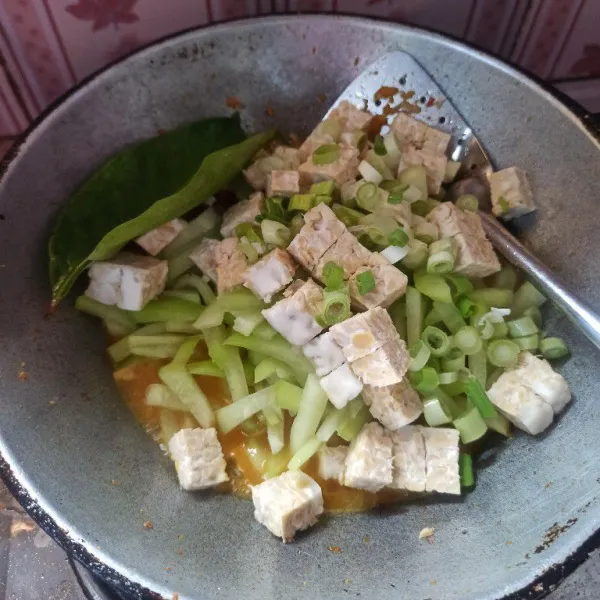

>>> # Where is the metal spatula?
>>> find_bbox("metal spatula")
[325,51,600,352]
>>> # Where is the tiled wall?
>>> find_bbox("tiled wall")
[1,0,599,136]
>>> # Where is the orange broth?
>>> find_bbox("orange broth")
[113,345,405,512]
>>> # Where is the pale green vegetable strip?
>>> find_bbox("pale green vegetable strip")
[265,452,291,479]
[193,302,225,329]
[337,405,371,442]
[264,404,285,454]
[253,321,278,340]
[172,335,202,365]
[347,396,366,418]
[485,412,512,437]
[129,334,189,348]
[159,409,179,444]
[108,323,169,363]
[255,358,294,383]
[289,374,329,453]
[162,289,201,303]
[288,437,323,470]
[161,208,220,259]
[165,321,200,334]
[275,380,303,414]
[174,273,216,304]
[132,298,204,323]
[406,286,424,348]
[131,344,182,359]
[224,333,312,384]
[146,383,190,411]
[75,295,136,332]
[215,386,276,433]
[187,361,225,378]
[233,310,265,336]
[167,252,195,283]
[316,406,349,442]
[104,318,134,338]
[216,289,265,312]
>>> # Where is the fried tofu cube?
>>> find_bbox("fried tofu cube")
[389,426,426,492]
[298,144,360,186]
[135,219,186,256]
[363,380,422,431]
[391,112,451,154]
[252,471,323,543]
[215,238,248,293]
[243,248,296,302]
[330,307,397,362]
[349,260,409,309]
[267,170,300,198]
[220,192,264,238]
[261,278,324,345]
[189,238,220,282]
[313,231,372,281]
[341,422,393,492]
[319,363,363,409]
[489,167,535,219]
[509,351,571,414]
[422,427,460,495]
[329,100,373,131]
[287,204,347,271]
[349,337,410,387]
[302,331,346,376]
[453,233,501,279]
[168,428,228,491]
[427,202,486,239]
[318,445,348,482]
[85,252,168,311]
[487,372,554,435]
[399,142,448,195]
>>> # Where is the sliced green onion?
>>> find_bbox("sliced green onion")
[469,288,514,308]
[356,270,376,295]
[507,316,539,338]
[398,165,427,201]
[442,347,465,372]
[314,194,333,207]
[446,274,475,297]
[289,374,329,453]
[381,244,410,264]
[457,296,477,319]
[425,307,442,327]
[288,194,315,212]
[414,270,453,304]
[540,337,569,360]
[410,199,431,216]
[289,213,304,236]
[444,160,461,183]
[453,406,487,444]
[455,194,479,212]
[187,361,225,378]
[322,288,351,324]
[332,204,364,227]
[438,371,459,385]
[387,191,406,205]
[402,239,429,270]
[413,220,439,245]
[523,305,543,329]
[215,385,276,434]
[322,261,345,290]
[374,134,387,155]
[406,286,424,348]
[464,376,498,419]
[234,222,262,243]
[409,340,431,372]
[261,219,292,247]
[356,182,380,212]
[427,237,456,274]
[421,326,451,357]
[310,180,336,196]
[423,397,452,426]
[493,265,517,291]
[485,412,512,437]
[358,160,384,184]
[388,227,409,247]
[468,349,487,388]
[315,118,341,140]
[433,301,467,334]
[409,367,439,393]
[265,196,286,219]
[460,454,475,488]
[487,339,520,368]
[454,326,482,355]
[403,185,424,204]
[511,281,547,317]
[387,301,406,341]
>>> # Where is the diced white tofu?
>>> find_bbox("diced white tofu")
[389,426,426,492]
[313,231,372,281]
[220,192,264,238]
[214,238,248,293]
[298,144,360,186]
[85,252,168,312]
[330,307,397,362]
[363,380,422,431]
[487,372,554,435]
[243,248,296,302]
[390,112,451,154]
[399,142,448,195]
[329,100,373,132]
[168,428,228,491]
[489,167,535,219]
[317,445,348,481]
[273,145,301,170]
[349,260,409,309]
[508,351,571,414]
[262,279,324,345]
[252,471,323,543]
[319,363,363,409]
[302,331,346,376]
[349,337,410,387]
[287,204,347,271]
[341,422,393,492]
[266,170,300,197]
[427,202,486,240]
[421,427,460,495]
[189,238,219,282]
[135,219,186,256]
[453,233,501,279]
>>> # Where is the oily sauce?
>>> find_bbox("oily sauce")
[113,347,404,512]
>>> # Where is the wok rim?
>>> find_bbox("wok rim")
[1,13,599,600]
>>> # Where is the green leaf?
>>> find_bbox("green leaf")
[49,115,275,305]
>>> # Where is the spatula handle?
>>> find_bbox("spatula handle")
[479,211,600,352]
